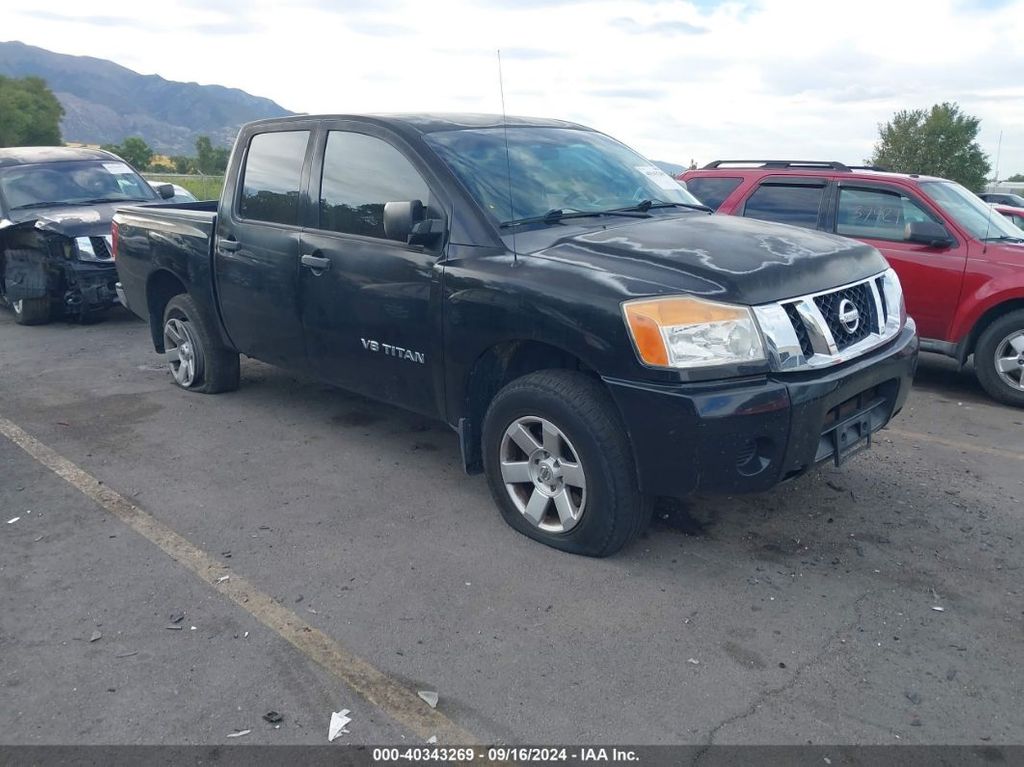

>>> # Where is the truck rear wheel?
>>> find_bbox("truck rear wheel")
[481,370,647,557]
[162,294,240,394]
[12,297,51,326]
[974,309,1024,407]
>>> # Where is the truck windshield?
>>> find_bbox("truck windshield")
[0,160,156,211]
[921,180,1024,241]
[425,127,701,226]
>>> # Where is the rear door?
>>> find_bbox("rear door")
[215,125,315,367]
[829,181,966,340]
[298,123,448,417]
[738,176,831,230]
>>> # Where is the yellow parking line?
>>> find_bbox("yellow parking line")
[0,414,476,745]
[887,428,1023,462]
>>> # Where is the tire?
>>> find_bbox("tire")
[482,370,647,557]
[974,309,1024,407]
[162,294,240,394]
[12,297,51,326]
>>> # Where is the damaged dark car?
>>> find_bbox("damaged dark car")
[0,146,171,325]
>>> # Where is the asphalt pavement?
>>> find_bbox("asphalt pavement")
[1,306,1021,746]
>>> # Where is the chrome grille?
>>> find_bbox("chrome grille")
[752,269,906,372]
[812,283,877,351]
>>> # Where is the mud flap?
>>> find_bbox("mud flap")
[4,250,49,301]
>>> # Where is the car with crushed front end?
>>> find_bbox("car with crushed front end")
[0,146,172,325]
[112,114,918,556]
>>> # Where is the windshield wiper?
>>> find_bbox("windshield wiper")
[500,207,651,228]
[624,199,713,214]
[982,235,1024,243]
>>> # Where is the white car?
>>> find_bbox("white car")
[147,180,197,203]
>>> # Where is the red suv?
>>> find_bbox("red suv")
[680,161,1024,406]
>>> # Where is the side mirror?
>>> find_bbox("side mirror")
[156,183,175,200]
[383,199,444,247]
[905,220,953,248]
[384,200,423,242]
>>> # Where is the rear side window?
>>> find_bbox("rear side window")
[742,182,824,229]
[836,187,936,241]
[239,131,310,225]
[318,131,431,238]
[685,177,742,211]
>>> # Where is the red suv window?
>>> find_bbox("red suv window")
[685,176,742,211]
[742,181,825,229]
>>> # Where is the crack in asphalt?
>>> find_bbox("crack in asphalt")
[691,589,877,765]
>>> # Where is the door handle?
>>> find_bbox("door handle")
[218,239,240,253]
[301,254,331,271]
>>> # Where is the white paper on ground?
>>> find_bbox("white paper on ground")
[328,709,352,741]
[417,690,439,708]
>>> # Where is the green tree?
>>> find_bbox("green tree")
[195,135,230,174]
[1006,173,1024,182]
[0,75,64,147]
[869,102,991,191]
[170,155,195,174]
[100,137,154,170]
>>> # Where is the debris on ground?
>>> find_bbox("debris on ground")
[417,690,439,708]
[263,711,283,724]
[226,729,251,738]
[328,709,352,741]
[114,651,138,658]
[169,612,185,624]
[7,517,20,524]
[216,575,230,583]
[427,736,438,744]
[166,625,183,631]
[687,658,700,665]
[905,690,922,705]
[931,606,945,612]
[89,631,102,642]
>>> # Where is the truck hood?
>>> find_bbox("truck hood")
[0,201,134,238]
[533,214,889,305]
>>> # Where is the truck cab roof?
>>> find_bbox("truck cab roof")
[244,113,591,136]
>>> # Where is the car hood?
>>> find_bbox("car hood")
[532,214,889,305]
[1,201,140,238]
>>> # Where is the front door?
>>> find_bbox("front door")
[299,127,446,417]
[832,182,967,340]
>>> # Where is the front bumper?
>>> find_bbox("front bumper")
[64,261,119,314]
[605,321,919,498]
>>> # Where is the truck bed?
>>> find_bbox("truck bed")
[113,201,220,348]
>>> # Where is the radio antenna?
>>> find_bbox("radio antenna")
[982,129,1003,251]
[498,49,518,265]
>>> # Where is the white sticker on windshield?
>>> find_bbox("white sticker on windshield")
[635,165,682,191]
[103,162,133,174]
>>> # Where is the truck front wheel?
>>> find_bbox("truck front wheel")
[482,370,647,557]
[974,309,1024,407]
[12,297,51,326]
[162,294,240,394]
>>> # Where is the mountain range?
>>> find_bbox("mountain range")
[0,40,294,154]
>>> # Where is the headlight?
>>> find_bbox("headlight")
[879,268,906,332]
[74,236,114,262]
[622,295,766,369]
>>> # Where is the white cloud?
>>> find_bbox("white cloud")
[5,0,1024,175]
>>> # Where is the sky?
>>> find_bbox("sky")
[6,0,1024,177]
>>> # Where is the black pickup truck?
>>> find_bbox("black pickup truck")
[113,114,918,556]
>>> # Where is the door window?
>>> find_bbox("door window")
[836,187,937,241]
[319,132,431,238]
[742,182,824,229]
[239,130,310,226]
[685,177,742,211]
